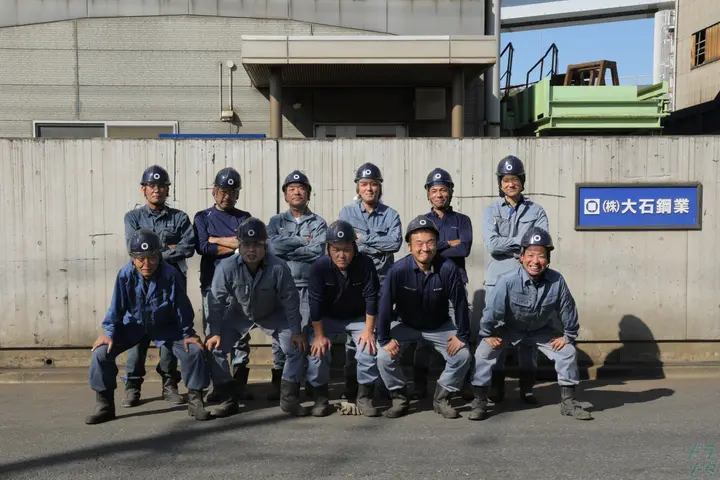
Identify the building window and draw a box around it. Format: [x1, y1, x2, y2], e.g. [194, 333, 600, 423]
[33, 121, 178, 139]
[692, 22, 720, 68]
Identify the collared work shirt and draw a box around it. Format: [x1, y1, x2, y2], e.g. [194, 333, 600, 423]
[308, 253, 379, 323]
[482, 196, 549, 286]
[479, 266, 579, 341]
[339, 200, 402, 281]
[193, 206, 251, 290]
[124, 204, 196, 274]
[426, 207, 473, 284]
[207, 253, 302, 335]
[101, 262, 195, 346]
[377, 254, 470, 346]
[268, 209, 327, 288]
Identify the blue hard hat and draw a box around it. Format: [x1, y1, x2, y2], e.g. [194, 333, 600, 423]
[236, 217, 268, 242]
[520, 227, 554, 251]
[326, 220, 356, 244]
[425, 168, 454, 190]
[141, 165, 171, 186]
[128, 228, 162, 256]
[354, 163, 383, 183]
[404, 215, 439, 243]
[282, 170, 311, 193]
[214, 167, 241, 190]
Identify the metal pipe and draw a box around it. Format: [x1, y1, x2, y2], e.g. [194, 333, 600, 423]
[228, 65, 233, 110]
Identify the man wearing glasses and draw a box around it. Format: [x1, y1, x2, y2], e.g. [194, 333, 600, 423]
[85, 229, 211, 425]
[205, 218, 309, 417]
[193, 167, 253, 402]
[121, 165, 196, 409]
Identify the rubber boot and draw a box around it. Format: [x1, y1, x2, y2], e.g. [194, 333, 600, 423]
[411, 366, 429, 400]
[489, 370, 506, 403]
[280, 380, 309, 417]
[187, 389, 213, 421]
[121, 384, 141, 408]
[342, 375, 358, 402]
[213, 382, 240, 418]
[384, 388, 409, 418]
[232, 365, 254, 401]
[357, 384, 380, 417]
[519, 369, 539, 405]
[460, 370, 475, 402]
[311, 384, 331, 417]
[162, 378, 185, 405]
[468, 386, 489, 421]
[85, 391, 116, 425]
[432, 384, 460, 419]
[560, 386, 593, 420]
[375, 381, 392, 401]
[206, 383, 221, 403]
[266, 368, 282, 401]
[304, 380, 315, 400]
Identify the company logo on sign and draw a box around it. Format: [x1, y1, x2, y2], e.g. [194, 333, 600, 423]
[584, 198, 600, 215]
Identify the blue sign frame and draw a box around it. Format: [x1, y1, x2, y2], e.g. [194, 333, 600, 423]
[575, 182, 703, 231]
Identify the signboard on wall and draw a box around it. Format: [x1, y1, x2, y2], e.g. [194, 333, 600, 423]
[575, 182, 703, 231]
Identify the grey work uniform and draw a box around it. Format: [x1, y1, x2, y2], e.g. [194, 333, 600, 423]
[472, 266, 580, 387]
[482, 196, 549, 370]
[268, 209, 327, 369]
[206, 253, 305, 385]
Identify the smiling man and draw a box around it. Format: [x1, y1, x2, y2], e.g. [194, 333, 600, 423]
[267, 170, 327, 402]
[469, 227, 592, 422]
[482, 155, 549, 404]
[412, 167, 474, 401]
[339, 162, 402, 401]
[376, 216, 471, 419]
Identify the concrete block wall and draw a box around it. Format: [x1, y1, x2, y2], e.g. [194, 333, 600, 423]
[0, 137, 719, 368]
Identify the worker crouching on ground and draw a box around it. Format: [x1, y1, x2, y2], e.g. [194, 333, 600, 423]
[469, 227, 593, 422]
[306, 220, 382, 417]
[85, 229, 211, 425]
[376, 215, 472, 419]
[204, 218, 309, 418]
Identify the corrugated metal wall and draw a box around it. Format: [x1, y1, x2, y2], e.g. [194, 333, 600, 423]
[1, 137, 719, 349]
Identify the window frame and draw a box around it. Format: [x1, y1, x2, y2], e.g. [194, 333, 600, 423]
[32, 121, 179, 138]
[691, 21, 720, 69]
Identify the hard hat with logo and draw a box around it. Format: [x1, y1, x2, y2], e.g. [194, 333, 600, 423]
[404, 215, 439, 243]
[354, 163, 383, 183]
[424, 168, 454, 190]
[141, 165, 171, 186]
[128, 228, 162, 257]
[520, 227, 554, 251]
[214, 167, 241, 190]
[236, 217, 268, 242]
[326, 220, 356, 245]
[282, 170, 312, 193]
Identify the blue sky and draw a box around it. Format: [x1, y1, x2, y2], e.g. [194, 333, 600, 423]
[501, 18, 655, 87]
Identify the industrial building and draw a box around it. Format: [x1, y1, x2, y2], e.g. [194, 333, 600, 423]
[664, 0, 720, 133]
[0, 0, 500, 139]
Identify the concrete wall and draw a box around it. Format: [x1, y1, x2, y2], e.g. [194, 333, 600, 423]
[0, 0, 486, 35]
[1, 137, 719, 358]
[0, 16, 485, 138]
[674, 0, 720, 109]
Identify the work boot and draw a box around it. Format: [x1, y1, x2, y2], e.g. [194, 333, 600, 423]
[280, 380, 309, 417]
[489, 370, 506, 403]
[342, 375, 358, 402]
[305, 380, 315, 400]
[468, 386, 489, 421]
[411, 367, 429, 400]
[375, 381, 392, 401]
[187, 389, 213, 421]
[384, 388, 409, 418]
[560, 386, 593, 420]
[311, 384, 331, 417]
[232, 365, 254, 401]
[85, 391, 116, 425]
[356, 384, 380, 417]
[432, 384, 460, 419]
[162, 378, 185, 405]
[206, 383, 221, 403]
[213, 382, 240, 418]
[121, 384, 141, 408]
[459, 372, 475, 402]
[266, 368, 283, 401]
[519, 369, 539, 405]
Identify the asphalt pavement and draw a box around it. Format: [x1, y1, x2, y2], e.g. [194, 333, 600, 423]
[0, 377, 717, 480]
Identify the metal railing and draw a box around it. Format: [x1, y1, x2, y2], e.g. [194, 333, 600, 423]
[499, 42, 514, 99]
[525, 43, 559, 89]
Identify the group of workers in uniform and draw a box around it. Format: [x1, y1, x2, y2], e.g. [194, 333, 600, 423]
[85, 155, 592, 424]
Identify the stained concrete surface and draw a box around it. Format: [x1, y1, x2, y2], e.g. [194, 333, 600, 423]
[0, 378, 717, 479]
